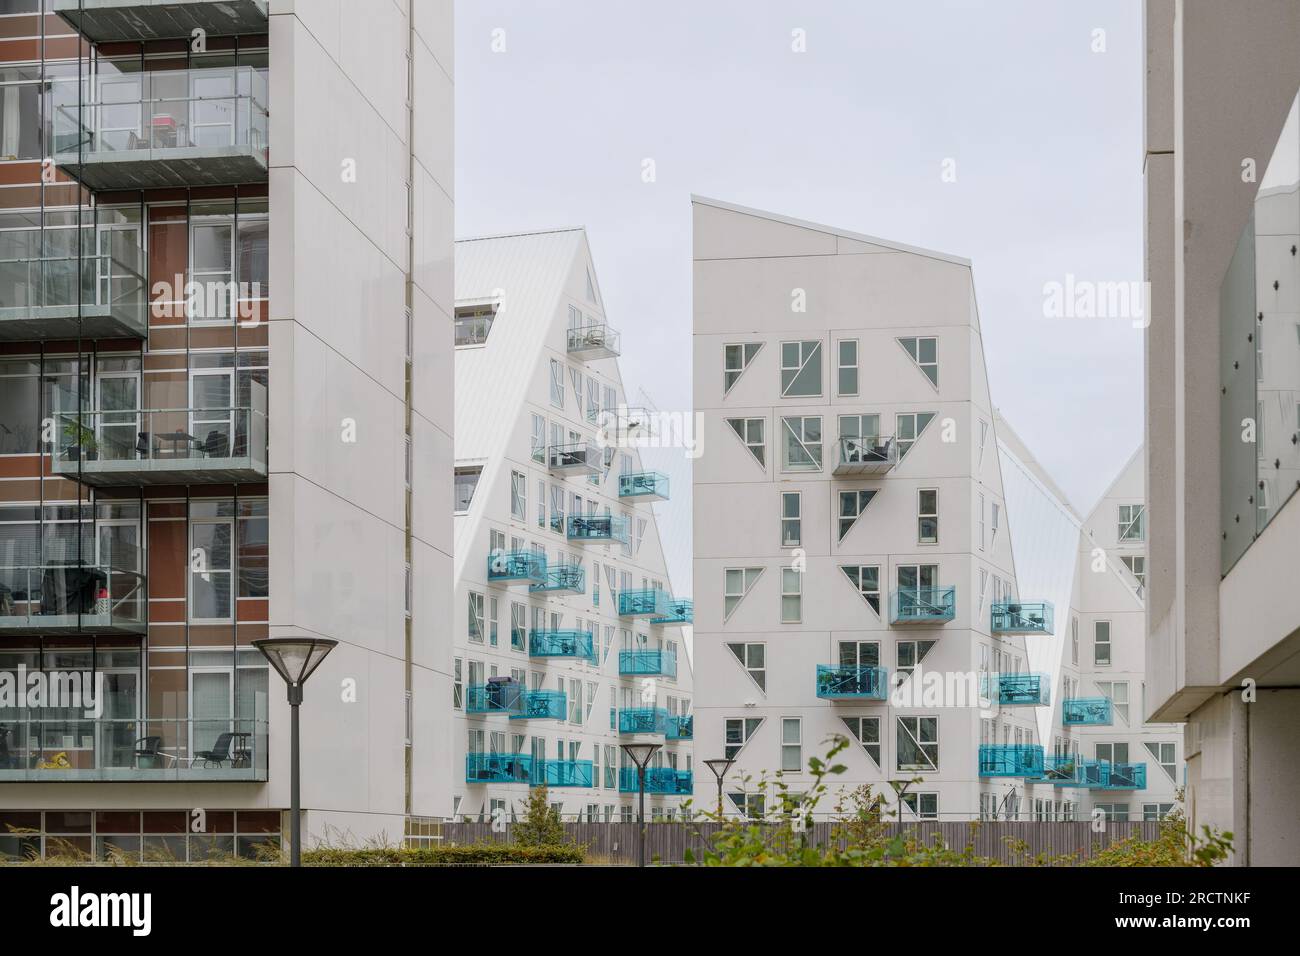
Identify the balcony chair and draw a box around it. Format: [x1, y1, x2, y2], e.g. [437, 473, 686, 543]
[193, 732, 234, 768]
[202, 430, 229, 458]
[134, 735, 164, 769]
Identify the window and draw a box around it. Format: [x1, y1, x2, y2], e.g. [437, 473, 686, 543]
[897, 640, 936, 678]
[838, 413, 881, 449]
[453, 658, 463, 709]
[978, 493, 985, 551]
[781, 492, 801, 547]
[781, 415, 822, 471]
[724, 717, 763, 759]
[896, 716, 939, 771]
[1071, 617, 1079, 665]
[917, 488, 939, 544]
[468, 592, 484, 644]
[1121, 555, 1146, 593]
[895, 412, 935, 460]
[570, 367, 583, 417]
[837, 489, 878, 541]
[190, 517, 233, 622]
[724, 342, 762, 394]
[724, 567, 763, 620]
[550, 485, 565, 534]
[1093, 621, 1111, 666]
[1096, 742, 1129, 764]
[1143, 803, 1175, 821]
[978, 420, 989, 466]
[453, 304, 495, 346]
[549, 359, 564, 408]
[1095, 804, 1130, 822]
[780, 340, 822, 396]
[781, 718, 802, 772]
[901, 792, 939, 819]
[837, 340, 859, 396]
[898, 336, 938, 386]
[991, 502, 1000, 545]
[509, 471, 526, 521]
[1117, 504, 1145, 542]
[781, 568, 802, 623]
[840, 716, 881, 766]
[840, 565, 881, 614]
[488, 597, 499, 646]
[454, 467, 481, 513]
[511, 603, 525, 651]
[726, 643, 766, 691]
[586, 377, 599, 424]
[1144, 742, 1177, 781]
[1097, 680, 1128, 723]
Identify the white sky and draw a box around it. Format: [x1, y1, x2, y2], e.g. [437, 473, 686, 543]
[454, 0, 1145, 591]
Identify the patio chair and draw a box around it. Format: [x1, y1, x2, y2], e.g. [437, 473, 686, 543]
[134, 735, 164, 769]
[193, 732, 234, 768]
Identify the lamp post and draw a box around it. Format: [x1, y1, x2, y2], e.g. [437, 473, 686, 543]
[253, 637, 338, 867]
[704, 757, 735, 818]
[620, 741, 662, 868]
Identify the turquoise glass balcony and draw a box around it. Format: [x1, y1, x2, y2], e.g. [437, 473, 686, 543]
[1036, 754, 1087, 786]
[982, 673, 1051, 707]
[666, 715, 693, 740]
[650, 599, 693, 626]
[890, 586, 956, 624]
[619, 707, 668, 735]
[1098, 763, 1147, 790]
[619, 588, 671, 618]
[529, 564, 585, 594]
[618, 767, 693, 795]
[991, 601, 1054, 634]
[978, 744, 1045, 778]
[508, 690, 567, 721]
[465, 681, 524, 716]
[618, 471, 669, 502]
[832, 435, 898, 476]
[816, 664, 889, 700]
[1062, 697, 1113, 726]
[529, 629, 597, 664]
[465, 752, 532, 784]
[619, 649, 677, 679]
[548, 441, 602, 476]
[567, 514, 629, 545]
[487, 550, 546, 585]
[536, 759, 594, 788]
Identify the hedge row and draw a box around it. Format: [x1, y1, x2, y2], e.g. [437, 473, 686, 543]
[302, 843, 586, 866]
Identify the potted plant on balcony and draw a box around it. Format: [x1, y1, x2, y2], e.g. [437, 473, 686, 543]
[60, 419, 98, 462]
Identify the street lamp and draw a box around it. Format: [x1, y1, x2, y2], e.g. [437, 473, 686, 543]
[253, 637, 338, 867]
[704, 757, 735, 818]
[620, 741, 662, 868]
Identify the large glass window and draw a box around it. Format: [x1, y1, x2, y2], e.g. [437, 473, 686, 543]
[896, 716, 939, 771]
[780, 340, 822, 397]
[190, 508, 233, 623]
[781, 416, 822, 471]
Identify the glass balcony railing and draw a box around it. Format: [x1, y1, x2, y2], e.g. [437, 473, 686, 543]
[566, 322, 621, 359]
[51, 66, 269, 190]
[508, 690, 566, 721]
[650, 598, 692, 626]
[618, 649, 677, 678]
[465, 681, 524, 716]
[1062, 697, 1113, 726]
[0, 716, 267, 782]
[666, 715, 693, 741]
[529, 564, 585, 593]
[816, 664, 889, 700]
[567, 514, 629, 545]
[53, 0, 269, 44]
[548, 441, 602, 475]
[598, 406, 656, 443]
[832, 435, 898, 476]
[51, 403, 268, 487]
[487, 550, 546, 585]
[890, 586, 956, 624]
[0, 564, 145, 635]
[618, 588, 671, 618]
[1035, 754, 1087, 786]
[982, 673, 1051, 707]
[618, 707, 668, 735]
[618, 766, 692, 795]
[618, 471, 669, 501]
[1032, 758, 1147, 790]
[990, 601, 1054, 634]
[537, 759, 594, 788]
[528, 629, 597, 664]
[978, 744, 1045, 778]
[464, 752, 531, 784]
[1097, 762, 1147, 791]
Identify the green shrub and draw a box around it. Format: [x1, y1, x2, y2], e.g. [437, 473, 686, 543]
[514, 784, 567, 846]
[302, 843, 585, 866]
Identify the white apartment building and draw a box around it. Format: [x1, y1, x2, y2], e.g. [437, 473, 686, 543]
[450, 227, 694, 822]
[1144, 0, 1300, 864]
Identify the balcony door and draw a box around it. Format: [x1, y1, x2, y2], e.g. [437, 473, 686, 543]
[95, 370, 140, 461]
[190, 370, 234, 459]
[98, 668, 140, 770]
[96, 218, 142, 309]
[189, 668, 230, 759]
[189, 69, 238, 147]
[97, 519, 141, 625]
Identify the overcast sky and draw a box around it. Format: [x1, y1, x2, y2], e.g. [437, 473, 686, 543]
[455, 0, 1145, 590]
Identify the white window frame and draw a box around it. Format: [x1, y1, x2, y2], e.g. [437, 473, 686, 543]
[779, 339, 822, 397]
[781, 491, 801, 548]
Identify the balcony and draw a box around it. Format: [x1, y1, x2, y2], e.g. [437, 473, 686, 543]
[51, 66, 269, 190]
[1061, 697, 1113, 726]
[983, 673, 1051, 707]
[0, 243, 147, 342]
[548, 441, 602, 476]
[889, 586, 956, 625]
[978, 744, 1045, 778]
[529, 564, 585, 594]
[618, 587, 671, 618]
[991, 601, 1054, 634]
[1097, 763, 1147, 791]
[815, 664, 889, 701]
[832, 435, 898, 476]
[1036, 754, 1087, 787]
[618, 649, 677, 679]
[567, 513, 629, 545]
[51, 401, 268, 487]
[618, 471, 669, 502]
[528, 629, 597, 664]
[536, 759, 594, 788]
[508, 690, 566, 721]
[666, 715, 693, 741]
[0, 564, 145, 636]
[566, 322, 621, 359]
[0, 717, 267, 782]
[464, 752, 532, 784]
[599, 406, 655, 444]
[53, 0, 269, 43]
[618, 707, 668, 735]
[465, 680, 524, 716]
[650, 598, 692, 627]
[618, 766, 693, 795]
[487, 550, 546, 586]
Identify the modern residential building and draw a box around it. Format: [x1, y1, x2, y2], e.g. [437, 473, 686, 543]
[691, 196, 1179, 820]
[0, 0, 455, 858]
[1144, 0, 1300, 864]
[451, 227, 693, 822]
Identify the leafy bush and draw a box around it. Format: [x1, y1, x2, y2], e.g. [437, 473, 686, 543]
[514, 783, 567, 846]
[303, 843, 585, 866]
